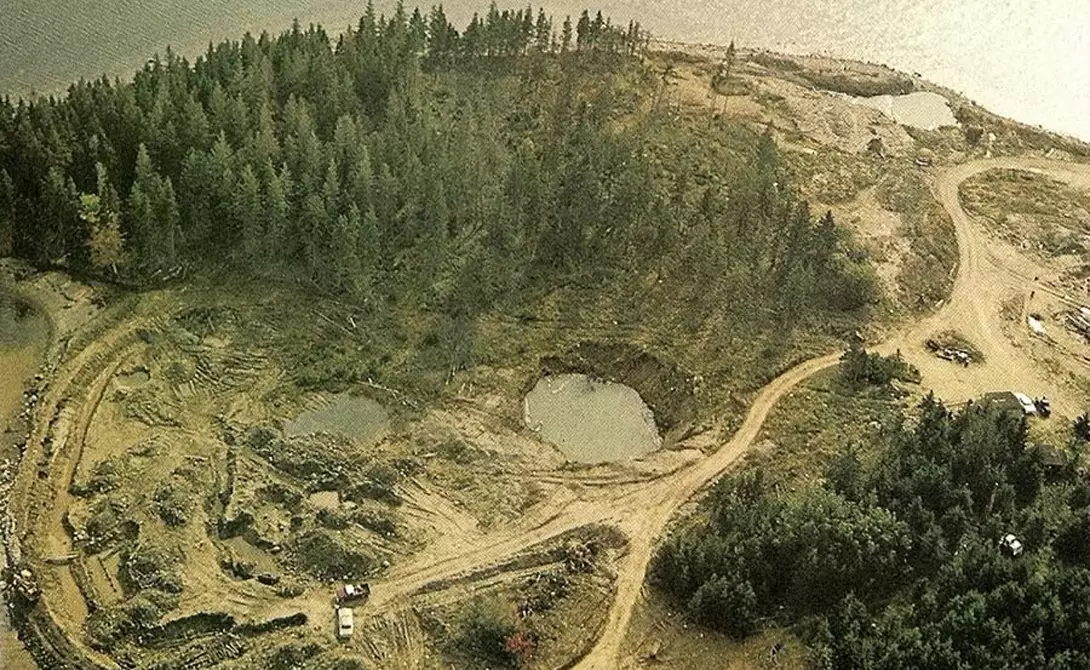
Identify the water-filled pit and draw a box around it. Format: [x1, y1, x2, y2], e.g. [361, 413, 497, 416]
[524, 374, 661, 464]
[853, 91, 958, 130]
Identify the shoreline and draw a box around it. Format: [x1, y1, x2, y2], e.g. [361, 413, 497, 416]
[651, 38, 1090, 153]
[2, 32, 1090, 670]
[1, 263, 102, 670]
[1, 5, 1087, 145]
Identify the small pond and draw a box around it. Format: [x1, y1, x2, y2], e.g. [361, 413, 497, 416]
[284, 394, 390, 446]
[524, 374, 661, 464]
[854, 91, 957, 130]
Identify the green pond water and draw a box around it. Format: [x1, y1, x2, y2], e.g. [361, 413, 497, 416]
[524, 374, 661, 464]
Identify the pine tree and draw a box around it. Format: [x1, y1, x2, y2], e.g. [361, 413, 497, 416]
[301, 192, 329, 285]
[357, 203, 380, 279]
[252, 102, 280, 167]
[408, 8, 428, 55]
[575, 11, 591, 50]
[127, 145, 159, 269]
[560, 16, 573, 53]
[236, 165, 264, 269]
[0, 170, 13, 256]
[534, 9, 551, 52]
[207, 133, 239, 248]
[426, 5, 456, 67]
[262, 163, 292, 268]
[157, 177, 181, 269]
[42, 166, 78, 264]
[332, 206, 362, 294]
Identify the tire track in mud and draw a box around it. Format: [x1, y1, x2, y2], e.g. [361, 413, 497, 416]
[12, 309, 164, 668]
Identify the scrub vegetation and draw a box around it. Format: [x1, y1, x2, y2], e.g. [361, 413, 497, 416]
[0, 3, 877, 403]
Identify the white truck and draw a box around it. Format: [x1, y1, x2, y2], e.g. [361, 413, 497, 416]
[336, 606, 354, 639]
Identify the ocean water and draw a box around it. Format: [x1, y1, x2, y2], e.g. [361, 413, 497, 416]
[1, 1, 1088, 141]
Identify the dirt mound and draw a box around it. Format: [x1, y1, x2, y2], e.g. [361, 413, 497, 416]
[290, 530, 375, 581]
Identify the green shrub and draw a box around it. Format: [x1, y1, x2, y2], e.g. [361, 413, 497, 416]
[687, 574, 758, 638]
[838, 343, 920, 391]
[457, 598, 521, 668]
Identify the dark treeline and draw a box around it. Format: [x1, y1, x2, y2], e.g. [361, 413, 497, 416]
[0, 2, 872, 328]
[651, 396, 1090, 667]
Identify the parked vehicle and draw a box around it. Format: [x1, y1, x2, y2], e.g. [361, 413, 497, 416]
[336, 607, 354, 639]
[1000, 533, 1024, 557]
[336, 582, 370, 605]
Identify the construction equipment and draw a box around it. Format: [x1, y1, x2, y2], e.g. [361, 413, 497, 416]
[925, 338, 971, 366]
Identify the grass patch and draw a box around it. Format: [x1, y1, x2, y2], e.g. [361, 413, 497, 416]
[746, 367, 905, 486]
[876, 167, 958, 311]
[961, 169, 1090, 257]
[796, 70, 915, 98]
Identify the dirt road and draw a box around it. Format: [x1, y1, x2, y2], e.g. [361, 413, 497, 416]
[571, 156, 1090, 668]
[362, 155, 1090, 667]
[878, 158, 1090, 418]
[14, 158, 1090, 669]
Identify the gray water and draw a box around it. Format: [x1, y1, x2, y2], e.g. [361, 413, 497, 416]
[0, 293, 49, 670]
[1, 1, 1088, 141]
[525, 374, 661, 463]
[853, 91, 958, 131]
[284, 394, 389, 445]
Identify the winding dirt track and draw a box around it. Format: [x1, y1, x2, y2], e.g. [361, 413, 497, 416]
[364, 156, 1090, 669]
[570, 156, 1090, 668]
[17, 157, 1090, 669]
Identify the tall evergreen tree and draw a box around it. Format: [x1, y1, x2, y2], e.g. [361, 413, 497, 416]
[0, 170, 16, 257]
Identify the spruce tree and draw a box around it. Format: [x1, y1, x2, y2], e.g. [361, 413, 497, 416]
[236, 165, 264, 269]
[0, 170, 13, 256]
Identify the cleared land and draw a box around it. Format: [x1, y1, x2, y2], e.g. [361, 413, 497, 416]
[5, 44, 1090, 670]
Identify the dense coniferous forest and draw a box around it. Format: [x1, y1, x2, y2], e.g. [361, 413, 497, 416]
[651, 396, 1090, 667]
[0, 2, 874, 329]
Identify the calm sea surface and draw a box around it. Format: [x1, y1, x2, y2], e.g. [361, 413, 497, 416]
[1, 1, 1088, 140]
